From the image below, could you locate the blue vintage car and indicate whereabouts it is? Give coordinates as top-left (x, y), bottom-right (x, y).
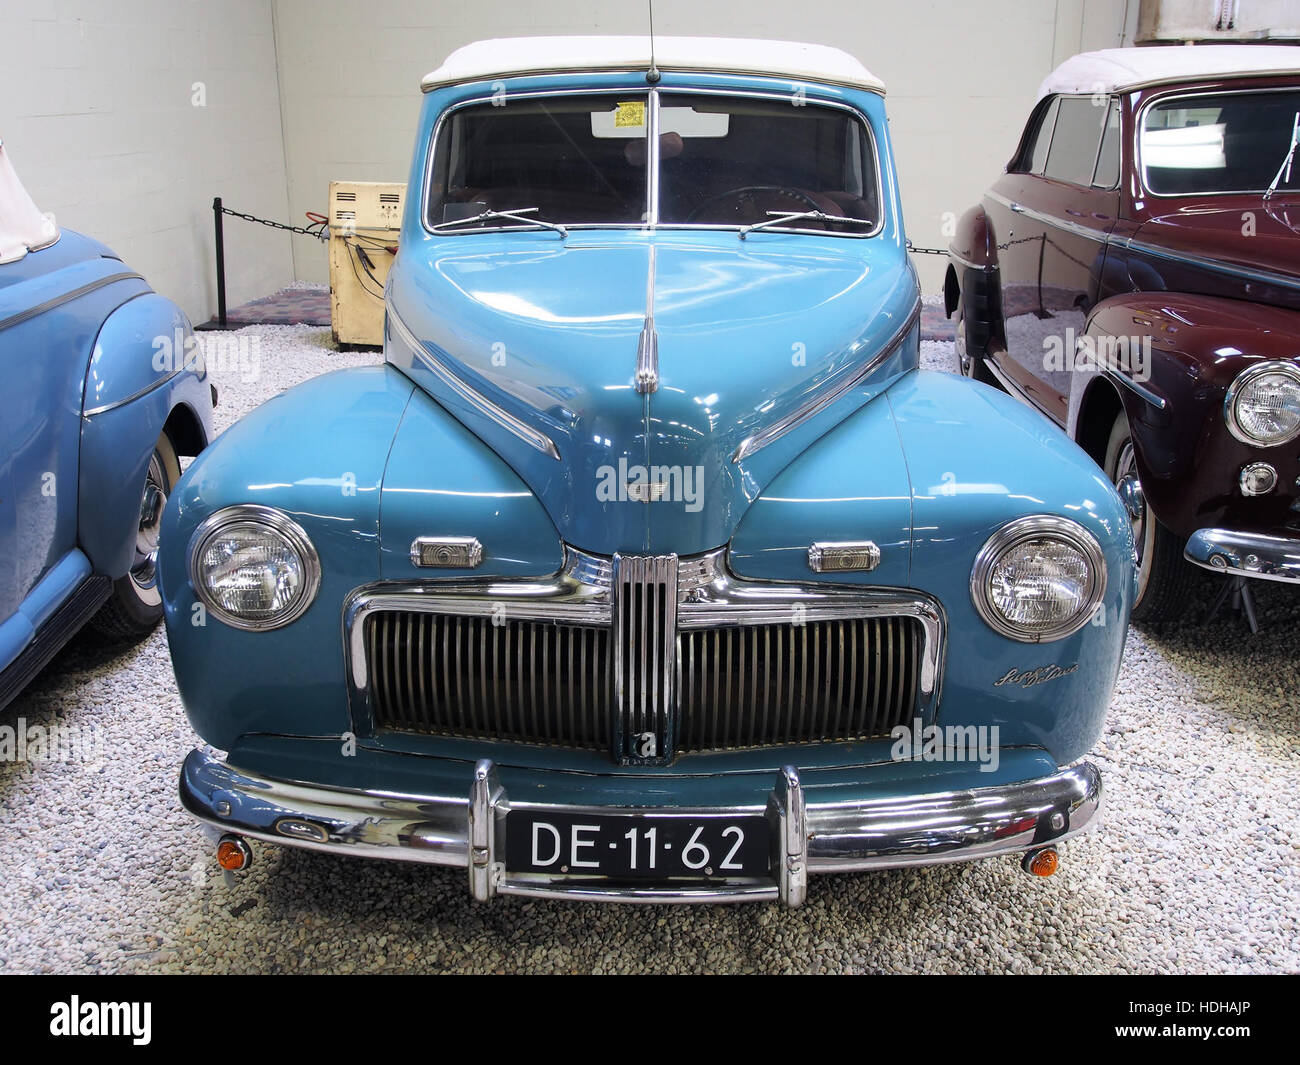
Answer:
top-left (0, 143), bottom-right (213, 709)
top-left (164, 38), bottom-right (1135, 905)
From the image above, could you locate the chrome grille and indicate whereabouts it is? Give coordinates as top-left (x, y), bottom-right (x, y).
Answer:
top-left (677, 616), bottom-right (922, 753)
top-left (365, 610), bottom-right (923, 756)
top-left (366, 612), bottom-right (610, 748)
top-left (612, 553), bottom-right (677, 765)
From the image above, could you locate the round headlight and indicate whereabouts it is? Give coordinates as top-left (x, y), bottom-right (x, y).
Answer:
top-left (971, 516), bottom-right (1106, 643)
top-left (189, 505), bottom-right (320, 630)
top-left (1225, 361), bottom-right (1300, 446)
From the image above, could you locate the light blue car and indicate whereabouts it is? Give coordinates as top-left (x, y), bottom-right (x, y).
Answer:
top-left (0, 143), bottom-right (213, 709)
top-left (163, 37), bottom-right (1134, 905)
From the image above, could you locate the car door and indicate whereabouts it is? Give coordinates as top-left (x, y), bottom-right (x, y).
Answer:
top-left (984, 95), bottom-right (1122, 425)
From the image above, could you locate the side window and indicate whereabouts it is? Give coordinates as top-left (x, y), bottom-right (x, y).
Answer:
top-left (1018, 98), bottom-right (1058, 174)
top-left (1092, 99), bottom-right (1122, 188)
top-left (1043, 97), bottom-right (1109, 186)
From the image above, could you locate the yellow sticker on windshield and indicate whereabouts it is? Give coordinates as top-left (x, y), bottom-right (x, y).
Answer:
top-left (615, 101), bottom-right (646, 128)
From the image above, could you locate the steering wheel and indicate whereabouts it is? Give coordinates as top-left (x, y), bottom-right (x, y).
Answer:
top-left (685, 185), bottom-right (830, 225)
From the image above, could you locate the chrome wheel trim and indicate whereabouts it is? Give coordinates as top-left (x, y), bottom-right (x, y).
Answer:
top-left (954, 303), bottom-right (970, 374)
top-left (129, 452), bottom-right (166, 606)
top-left (1114, 438), bottom-right (1154, 599)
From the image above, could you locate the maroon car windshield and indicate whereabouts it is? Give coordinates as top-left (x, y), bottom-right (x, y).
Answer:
top-left (1142, 90), bottom-right (1300, 196)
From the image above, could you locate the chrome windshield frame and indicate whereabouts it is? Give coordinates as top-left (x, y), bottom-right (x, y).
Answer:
top-left (420, 85), bottom-right (885, 240)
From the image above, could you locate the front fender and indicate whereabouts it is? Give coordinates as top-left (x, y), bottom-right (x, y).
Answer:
top-left (1076, 292), bottom-right (1300, 540)
top-left (888, 370), bottom-right (1134, 765)
top-left (159, 365), bottom-right (415, 750)
top-left (78, 294), bottom-right (214, 578)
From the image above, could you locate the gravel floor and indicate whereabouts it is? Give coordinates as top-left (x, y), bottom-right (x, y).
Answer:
top-left (1, 323), bottom-right (1297, 974)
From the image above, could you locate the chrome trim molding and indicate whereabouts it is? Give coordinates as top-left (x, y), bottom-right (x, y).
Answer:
top-left (984, 191), bottom-right (1109, 245)
top-left (187, 504), bottom-right (322, 632)
top-left (410, 536), bottom-right (484, 569)
top-left (180, 749), bottom-right (1101, 905)
top-left (0, 270), bottom-right (145, 335)
top-left (1224, 360), bottom-right (1300, 447)
top-left (1115, 235), bottom-right (1300, 297)
top-left (343, 544), bottom-right (945, 699)
top-left (970, 515), bottom-right (1107, 643)
top-left (386, 304), bottom-right (562, 460)
top-left (731, 297), bottom-right (921, 463)
top-left (1184, 528), bottom-right (1300, 584)
top-left (1102, 368), bottom-right (1168, 412)
top-left (82, 364), bottom-right (184, 417)
top-left (807, 540), bottom-right (881, 573)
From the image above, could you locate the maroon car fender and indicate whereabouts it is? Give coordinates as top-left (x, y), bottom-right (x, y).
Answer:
top-left (1071, 292), bottom-right (1300, 542)
top-left (944, 206), bottom-right (997, 305)
top-left (945, 205), bottom-right (1002, 355)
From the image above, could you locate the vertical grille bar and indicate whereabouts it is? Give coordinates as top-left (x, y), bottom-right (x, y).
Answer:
top-left (611, 553), bottom-right (678, 764)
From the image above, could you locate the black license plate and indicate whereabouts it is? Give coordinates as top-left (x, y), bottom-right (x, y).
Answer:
top-left (505, 810), bottom-right (771, 879)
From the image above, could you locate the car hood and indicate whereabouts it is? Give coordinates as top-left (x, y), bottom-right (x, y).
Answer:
top-left (1132, 199), bottom-right (1300, 294)
top-left (386, 231), bottom-right (918, 556)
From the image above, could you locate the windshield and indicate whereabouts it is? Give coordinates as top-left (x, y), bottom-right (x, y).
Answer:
top-left (425, 91), bottom-right (880, 234)
top-left (1141, 90), bottom-right (1300, 196)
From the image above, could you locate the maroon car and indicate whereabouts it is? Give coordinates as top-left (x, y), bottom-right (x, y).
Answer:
top-left (947, 44), bottom-right (1300, 627)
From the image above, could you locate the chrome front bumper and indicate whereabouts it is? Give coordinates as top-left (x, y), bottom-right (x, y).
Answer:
top-left (180, 748), bottom-right (1102, 906)
top-left (1185, 527), bottom-right (1300, 584)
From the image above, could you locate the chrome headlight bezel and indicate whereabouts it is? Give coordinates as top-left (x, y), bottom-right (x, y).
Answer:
top-left (970, 515), bottom-right (1107, 643)
top-left (187, 504), bottom-right (321, 632)
top-left (1224, 360), bottom-right (1300, 447)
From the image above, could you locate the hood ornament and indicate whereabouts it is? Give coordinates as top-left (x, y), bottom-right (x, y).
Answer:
top-left (635, 244), bottom-right (659, 393)
top-left (635, 317), bottom-right (659, 393)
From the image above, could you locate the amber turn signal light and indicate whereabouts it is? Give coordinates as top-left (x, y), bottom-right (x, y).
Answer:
top-left (1022, 847), bottom-right (1059, 877)
top-left (216, 834), bottom-right (252, 872)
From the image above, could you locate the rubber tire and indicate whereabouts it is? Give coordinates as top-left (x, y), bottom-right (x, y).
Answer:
top-left (89, 430), bottom-right (181, 641)
top-left (954, 291), bottom-right (999, 388)
top-left (1103, 414), bottom-right (1199, 625)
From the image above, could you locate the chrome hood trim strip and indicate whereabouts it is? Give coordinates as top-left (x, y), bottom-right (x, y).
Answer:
top-left (731, 295), bottom-right (921, 463)
top-left (387, 303), bottom-right (562, 460)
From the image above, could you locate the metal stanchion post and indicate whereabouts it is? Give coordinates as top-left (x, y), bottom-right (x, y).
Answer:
top-left (213, 197), bottom-right (227, 328)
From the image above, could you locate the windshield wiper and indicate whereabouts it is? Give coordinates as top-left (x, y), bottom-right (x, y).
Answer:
top-left (739, 209), bottom-right (872, 240)
top-left (431, 206), bottom-right (567, 238)
top-left (1264, 112), bottom-right (1300, 204)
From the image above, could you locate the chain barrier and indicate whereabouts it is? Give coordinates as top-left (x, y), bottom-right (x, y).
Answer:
top-left (905, 238), bottom-right (948, 256)
top-left (218, 204), bottom-right (329, 241)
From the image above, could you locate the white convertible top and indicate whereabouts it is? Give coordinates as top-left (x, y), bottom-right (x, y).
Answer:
top-left (421, 36), bottom-right (884, 94)
top-left (1039, 44), bottom-right (1300, 99)
top-left (0, 140), bottom-right (59, 265)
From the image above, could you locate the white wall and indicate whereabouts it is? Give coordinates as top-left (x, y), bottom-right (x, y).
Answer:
top-left (271, 0), bottom-right (1138, 293)
top-left (0, 0), bottom-right (293, 323)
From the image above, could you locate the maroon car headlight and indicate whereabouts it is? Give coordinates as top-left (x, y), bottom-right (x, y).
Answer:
top-left (971, 516), bottom-right (1106, 643)
top-left (1225, 361), bottom-right (1300, 447)
top-left (188, 505), bottom-right (321, 631)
